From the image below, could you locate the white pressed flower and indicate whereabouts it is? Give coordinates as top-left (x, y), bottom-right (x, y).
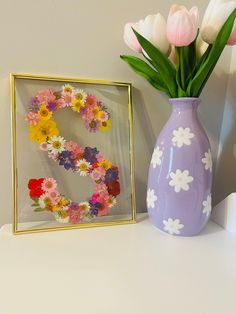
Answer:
top-left (38, 193), bottom-right (50, 209)
top-left (79, 201), bottom-right (90, 213)
top-left (202, 149), bottom-right (213, 172)
top-left (108, 196), bottom-right (117, 208)
top-left (169, 169), bottom-right (194, 193)
top-left (172, 127), bottom-right (194, 148)
top-left (62, 84), bottom-right (74, 94)
top-left (163, 218), bottom-right (184, 235)
top-left (76, 159), bottom-right (91, 176)
top-left (73, 88), bottom-right (87, 102)
top-left (147, 188), bottom-right (157, 209)
top-left (48, 136), bottom-right (66, 154)
top-left (55, 212), bottom-right (70, 224)
top-left (151, 146), bottom-right (163, 168)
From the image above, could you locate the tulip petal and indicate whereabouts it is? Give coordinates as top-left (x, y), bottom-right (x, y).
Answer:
top-left (123, 23), bottom-right (142, 52)
top-left (228, 24), bottom-right (236, 44)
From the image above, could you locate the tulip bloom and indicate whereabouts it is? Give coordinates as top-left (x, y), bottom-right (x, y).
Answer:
top-left (139, 13), bottom-right (170, 55)
top-left (123, 23), bottom-right (142, 53)
top-left (167, 5), bottom-right (199, 47)
top-left (201, 0), bottom-right (236, 44)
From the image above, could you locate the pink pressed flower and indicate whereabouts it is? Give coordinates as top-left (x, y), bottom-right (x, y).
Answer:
top-left (42, 178), bottom-right (57, 192)
top-left (48, 152), bottom-right (59, 161)
top-left (90, 167), bottom-right (106, 181)
top-left (96, 152), bottom-right (105, 162)
top-left (68, 208), bottom-right (82, 224)
top-left (40, 142), bottom-right (48, 151)
top-left (48, 190), bottom-right (60, 205)
top-left (64, 141), bottom-right (79, 152)
top-left (25, 112), bottom-right (39, 125)
top-left (60, 92), bottom-right (75, 107)
top-left (98, 111), bottom-right (108, 122)
top-left (85, 119), bottom-right (100, 133)
top-left (95, 183), bottom-right (108, 194)
top-left (91, 193), bottom-right (100, 204)
top-left (71, 147), bottom-right (84, 161)
top-left (85, 95), bottom-right (97, 107)
top-left (85, 110), bottom-right (95, 122)
top-left (37, 89), bottom-right (56, 104)
top-left (97, 200), bottom-right (109, 217)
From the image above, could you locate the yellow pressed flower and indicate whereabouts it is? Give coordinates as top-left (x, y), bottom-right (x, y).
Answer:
top-left (98, 160), bottom-right (112, 170)
top-left (52, 197), bottom-right (68, 212)
top-left (38, 105), bottom-right (52, 121)
top-left (99, 119), bottom-right (111, 132)
top-left (71, 98), bottom-right (84, 112)
top-left (91, 106), bottom-right (100, 119)
top-left (29, 119), bottom-right (59, 143)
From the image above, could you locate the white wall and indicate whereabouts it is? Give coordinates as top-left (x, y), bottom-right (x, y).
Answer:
top-left (0, 0), bottom-right (232, 226)
top-left (214, 46), bottom-right (236, 204)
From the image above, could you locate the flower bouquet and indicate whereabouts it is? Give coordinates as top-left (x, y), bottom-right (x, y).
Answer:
top-left (121, 1), bottom-right (236, 236)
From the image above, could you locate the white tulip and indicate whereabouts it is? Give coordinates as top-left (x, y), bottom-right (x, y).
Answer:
top-left (201, 0), bottom-right (236, 44)
top-left (139, 13), bottom-right (171, 55)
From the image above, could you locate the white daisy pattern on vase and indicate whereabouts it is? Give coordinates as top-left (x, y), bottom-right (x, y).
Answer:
top-left (151, 146), bottom-right (163, 168)
top-left (202, 149), bottom-right (212, 172)
top-left (147, 189), bottom-right (157, 209)
top-left (172, 127), bottom-right (194, 148)
top-left (163, 218), bottom-right (184, 235)
top-left (202, 195), bottom-right (212, 216)
top-left (169, 169), bottom-right (193, 193)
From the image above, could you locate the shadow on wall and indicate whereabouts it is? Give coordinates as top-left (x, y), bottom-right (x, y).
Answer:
top-left (213, 71), bottom-right (236, 205)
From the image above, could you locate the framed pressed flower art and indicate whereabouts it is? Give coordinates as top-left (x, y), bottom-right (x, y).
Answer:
top-left (11, 73), bottom-right (136, 234)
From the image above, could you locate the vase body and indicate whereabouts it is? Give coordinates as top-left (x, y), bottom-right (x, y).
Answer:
top-left (147, 98), bottom-right (212, 236)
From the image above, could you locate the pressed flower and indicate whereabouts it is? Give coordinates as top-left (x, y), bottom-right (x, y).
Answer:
top-left (105, 166), bottom-right (119, 183)
top-left (97, 111), bottom-right (108, 122)
top-left (38, 193), bottom-right (52, 209)
top-left (91, 106), bottom-right (100, 119)
top-left (97, 200), bottom-right (109, 216)
top-left (85, 95), bottom-right (97, 107)
top-left (38, 105), bottom-right (52, 121)
top-left (25, 112), bottom-right (39, 125)
top-left (85, 119), bottom-right (100, 133)
top-left (48, 190), bottom-right (60, 205)
top-left (39, 142), bottom-right (48, 151)
top-left (74, 89), bottom-right (87, 102)
top-left (88, 201), bottom-right (101, 217)
top-left (64, 140), bottom-right (79, 152)
top-left (76, 159), bottom-right (91, 176)
top-left (71, 98), bottom-right (84, 112)
top-left (60, 92), bottom-right (75, 107)
top-left (99, 119), bottom-right (111, 132)
top-left (58, 151), bottom-right (74, 170)
top-left (90, 167), bottom-right (106, 181)
top-left (47, 102), bottom-right (57, 112)
top-left (29, 119), bottom-right (59, 143)
top-left (79, 201), bottom-right (90, 213)
top-left (48, 136), bottom-right (66, 154)
top-left (83, 147), bottom-right (99, 163)
top-left (37, 89), bottom-right (56, 104)
top-left (98, 160), bottom-right (112, 170)
top-left (107, 181), bottom-right (121, 197)
top-left (55, 211), bottom-right (69, 223)
top-left (28, 178), bottom-right (44, 198)
top-left (62, 84), bottom-right (74, 94)
top-left (108, 195), bottom-right (117, 208)
top-left (41, 178), bottom-right (57, 192)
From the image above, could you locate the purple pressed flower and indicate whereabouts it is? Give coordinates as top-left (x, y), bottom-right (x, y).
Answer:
top-left (69, 202), bottom-right (80, 211)
top-left (29, 96), bottom-right (39, 111)
top-left (83, 147), bottom-right (98, 163)
top-left (58, 151), bottom-right (74, 170)
top-left (85, 119), bottom-right (99, 133)
top-left (105, 166), bottom-right (119, 183)
top-left (47, 102), bottom-right (57, 112)
top-left (89, 201), bottom-right (101, 217)
top-left (79, 106), bottom-right (87, 116)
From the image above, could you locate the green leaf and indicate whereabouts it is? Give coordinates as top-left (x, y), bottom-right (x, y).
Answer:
top-left (187, 8), bottom-right (236, 97)
top-left (133, 29), bottom-right (178, 97)
top-left (120, 55), bottom-right (171, 95)
top-left (34, 207), bottom-right (45, 212)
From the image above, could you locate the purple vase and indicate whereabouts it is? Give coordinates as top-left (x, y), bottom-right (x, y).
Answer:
top-left (147, 98), bottom-right (212, 236)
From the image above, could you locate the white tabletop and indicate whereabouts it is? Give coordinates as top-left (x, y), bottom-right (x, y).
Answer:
top-left (0, 214), bottom-right (236, 314)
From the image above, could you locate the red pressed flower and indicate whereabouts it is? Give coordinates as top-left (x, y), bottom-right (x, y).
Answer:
top-left (107, 181), bottom-right (120, 197)
top-left (92, 162), bottom-right (99, 169)
top-left (28, 178), bottom-right (44, 198)
top-left (28, 178), bottom-right (44, 190)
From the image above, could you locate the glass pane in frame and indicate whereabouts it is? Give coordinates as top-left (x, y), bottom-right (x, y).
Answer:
top-left (11, 74), bottom-right (136, 234)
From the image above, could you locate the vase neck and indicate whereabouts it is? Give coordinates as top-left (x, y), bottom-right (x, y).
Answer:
top-left (169, 98), bottom-right (201, 114)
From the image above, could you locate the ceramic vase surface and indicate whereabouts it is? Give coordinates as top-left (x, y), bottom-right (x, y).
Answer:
top-left (147, 98), bottom-right (212, 236)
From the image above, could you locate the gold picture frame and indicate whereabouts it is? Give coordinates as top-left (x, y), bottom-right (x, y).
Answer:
top-left (11, 73), bottom-right (136, 234)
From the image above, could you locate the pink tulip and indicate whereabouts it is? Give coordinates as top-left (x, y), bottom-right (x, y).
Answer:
top-left (123, 22), bottom-right (142, 53)
top-left (228, 25), bottom-right (236, 45)
top-left (167, 5), bottom-right (199, 47)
